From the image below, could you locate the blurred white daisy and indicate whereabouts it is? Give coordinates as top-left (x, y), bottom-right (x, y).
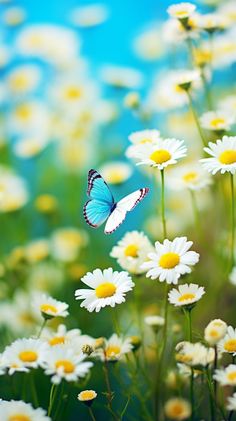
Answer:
top-left (8, 101), bottom-right (50, 136)
top-left (167, 3), bottom-right (196, 20)
top-left (229, 266), bottom-right (236, 286)
top-left (42, 345), bottom-right (93, 384)
top-left (214, 364), bottom-right (236, 386)
top-left (100, 65), bottom-right (143, 89)
top-left (168, 283), bottom-right (205, 307)
top-left (0, 400), bottom-right (50, 421)
top-left (2, 338), bottom-right (47, 374)
top-left (219, 95), bottom-right (236, 118)
top-left (24, 239), bottom-right (50, 263)
top-left (99, 161), bottom-right (133, 184)
top-left (141, 237), bottom-right (199, 284)
top-left (204, 319), bottom-right (227, 346)
top-left (33, 293), bottom-right (69, 319)
top-left (95, 334), bottom-right (133, 361)
top-left (0, 166), bottom-right (29, 213)
top-left (3, 7), bottom-right (26, 26)
top-left (134, 138), bottom-right (187, 169)
top-left (166, 163), bottom-right (212, 191)
top-left (6, 65), bottom-right (40, 95)
top-left (227, 393), bottom-right (236, 411)
top-left (198, 13), bottom-right (228, 33)
top-left (164, 397), bottom-right (191, 421)
top-left (144, 315), bottom-right (165, 327)
top-left (110, 231), bottom-right (154, 274)
top-left (176, 341), bottom-right (215, 367)
top-left (42, 324), bottom-right (81, 347)
top-left (133, 27), bottom-right (164, 61)
top-left (69, 4), bottom-right (109, 28)
top-left (200, 110), bottom-right (235, 132)
top-left (13, 135), bottom-right (49, 159)
top-left (200, 136), bottom-right (236, 175)
top-left (218, 326), bottom-right (236, 355)
top-left (75, 268), bottom-right (134, 312)
top-left (126, 129), bottom-right (162, 159)
top-left (50, 227), bottom-right (88, 262)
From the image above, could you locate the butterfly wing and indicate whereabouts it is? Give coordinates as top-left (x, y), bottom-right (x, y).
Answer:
top-left (87, 169), bottom-right (114, 204)
top-left (104, 188), bottom-right (149, 234)
top-left (84, 169), bottom-right (115, 228)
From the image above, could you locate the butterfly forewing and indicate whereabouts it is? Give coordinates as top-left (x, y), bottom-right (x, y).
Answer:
top-left (87, 169), bottom-right (114, 204)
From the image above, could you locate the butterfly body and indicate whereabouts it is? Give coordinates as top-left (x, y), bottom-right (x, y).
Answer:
top-left (83, 169), bottom-right (149, 234)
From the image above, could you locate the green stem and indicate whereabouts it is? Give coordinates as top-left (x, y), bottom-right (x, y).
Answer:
top-left (230, 173), bottom-right (235, 270)
top-left (30, 372), bottom-right (39, 407)
top-left (37, 319), bottom-right (47, 339)
top-left (48, 383), bottom-right (57, 417)
top-left (160, 169), bottom-right (167, 239)
top-left (103, 358), bottom-right (119, 421)
top-left (190, 190), bottom-right (201, 235)
top-left (227, 411), bottom-right (234, 421)
top-left (214, 345), bottom-right (218, 403)
top-left (206, 369), bottom-right (216, 421)
top-left (185, 309), bottom-right (194, 420)
top-left (200, 69), bottom-right (213, 110)
top-left (88, 407), bottom-right (96, 421)
top-left (186, 90), bottom-right (207, 147)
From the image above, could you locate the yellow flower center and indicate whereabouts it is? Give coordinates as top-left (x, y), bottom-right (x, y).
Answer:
top-left (228, 371), bottom-right (236, 382)
top-left (107, 170), bottom-right (124, 184)
top-left (149, 149), bottom-right (171, 164)
top-left (15, 104), bottom-right (32, 120)
top-left (65, 86), bottom-right (82, 100)
top-left (159, 252), bottom-right (180, 269)
top-left (183, 171), bottom-right (198, 182)
top-left (95, 282), bottom-right (116, 298)
top-left (49, 336), bottom-right (65, 346)
top-left (176, 353), bottom-right (193, 363)
top-left (19, 350), bottom-right (38, 363)
top-left (140, 138), bottom-right (152, 144)
top-left (105, 345), bottom-right (121, 358)
top-left (224, 339), bottom-right (236, 352)
top-left (55, 359), bottom-right (75, 373)
top-left (80, 390), bottom-right (96, 400)
top-left (219, 150), bottom-right (236, 165)
top-left (9, 415), bottom-right (31, 421)
top-left (40, 304), bottom-right (58, 314)
top-left (175, 10), bottom-right (188, 17)
top-left (178, 293), bottom-right (195, 302)
top-left (210, 118), bottom-right (226, 128)
top-left (169, 403), bottom-right (185, 416)
top-left (209, 329), bottom-right (219, 337)
top-left (124, 244), bottom-right (139, 257)
top-left (10, 75), bottom-right (28, 90)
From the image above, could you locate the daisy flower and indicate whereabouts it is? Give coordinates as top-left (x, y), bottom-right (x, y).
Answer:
top-left (227, 393), bottom-right (236, 411)
top-left (204, 319), bottom-right (227, 346)
top-left (78, 390), bottom-right (97, 404)
top-left (200, 136), bottom-right (236, 175)
top-left (144, 315), bottom-right (165, 332)
top-left (110, 231), bottom-right (154, 274)
top-left (42, 345), bottom-right (93, 384)
top-left (134, 138), bottom-right (187, 170)
top-left (13, 135), bottom-right (49, 159)
top-left (2, 338), bottom-right (48, 374)
top-left (164, 397), bottom-right (191, 420)
top-left (75, 268), bottom-right (134, 312)
top-left (95, 334), bottom-right (133, 362)
top-left (168, 283), bottom-right (205, 307)
top-left (70, 4), bottom-right (109, 28)
top-left (0, 400), bottom-right (51, 421)
top-left (126, 129), bottom-right (162, 159)
top-left (200, 111), bottom-right (235, 132)
top-left (6, 64), bottom-right (41, 95)
top-left (141, 237), bottom-right (199, 284)
top-left (214, 365), bottom-right (236, 386)
top-left (167, 3), bottom-right (196, 21)
top-left (98, 161), bottom-right (133, 184)
top-left (42, 324), bottom-right (81, 347)
top-left (175, 341), bottom-right (215, 367)
top-left (33, 293), bottom-right (69, 319)
top-left (166, 163), bottom-right (212, 191)
top-left (100, 65), bottom-right (143, 89)
top-left (218, 326), bottom-right (236, 355)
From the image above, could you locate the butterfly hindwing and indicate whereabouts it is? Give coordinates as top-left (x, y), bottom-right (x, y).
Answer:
top-left (104, 188), bottom-right (149, 234)
top-left (87, 169), bottom-right (114, 204)
top-left (83, 199), bottom-right (113, 228)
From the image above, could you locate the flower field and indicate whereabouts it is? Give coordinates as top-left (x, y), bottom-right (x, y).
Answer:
top-left (0, 0), bottom-right (236, 420)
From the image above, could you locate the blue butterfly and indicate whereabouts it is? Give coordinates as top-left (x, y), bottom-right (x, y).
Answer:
top-left (83, 169), bottom-right (149, 234)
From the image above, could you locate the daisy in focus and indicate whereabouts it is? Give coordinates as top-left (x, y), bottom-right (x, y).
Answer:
top-left (141, 237), bottom-right (199, 284)
top-left (126, 129), bottom-right (162, 159)
top-left (200, 136), bottom-right (236, 175)
top-left (33, 293), bottom-right (69, 319)
top-left (168, 283), bottom-right (205, 308)
top-left (42, 345), bottom-right (93, 384)
top-left (110, 231), bottom-right (154, 274)
top-left (2, 338), bottom-right (48, 374)
top-left (75, 268), bottom-right (134, 312)
top-left (134, 138), bottom-right (187, 170)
